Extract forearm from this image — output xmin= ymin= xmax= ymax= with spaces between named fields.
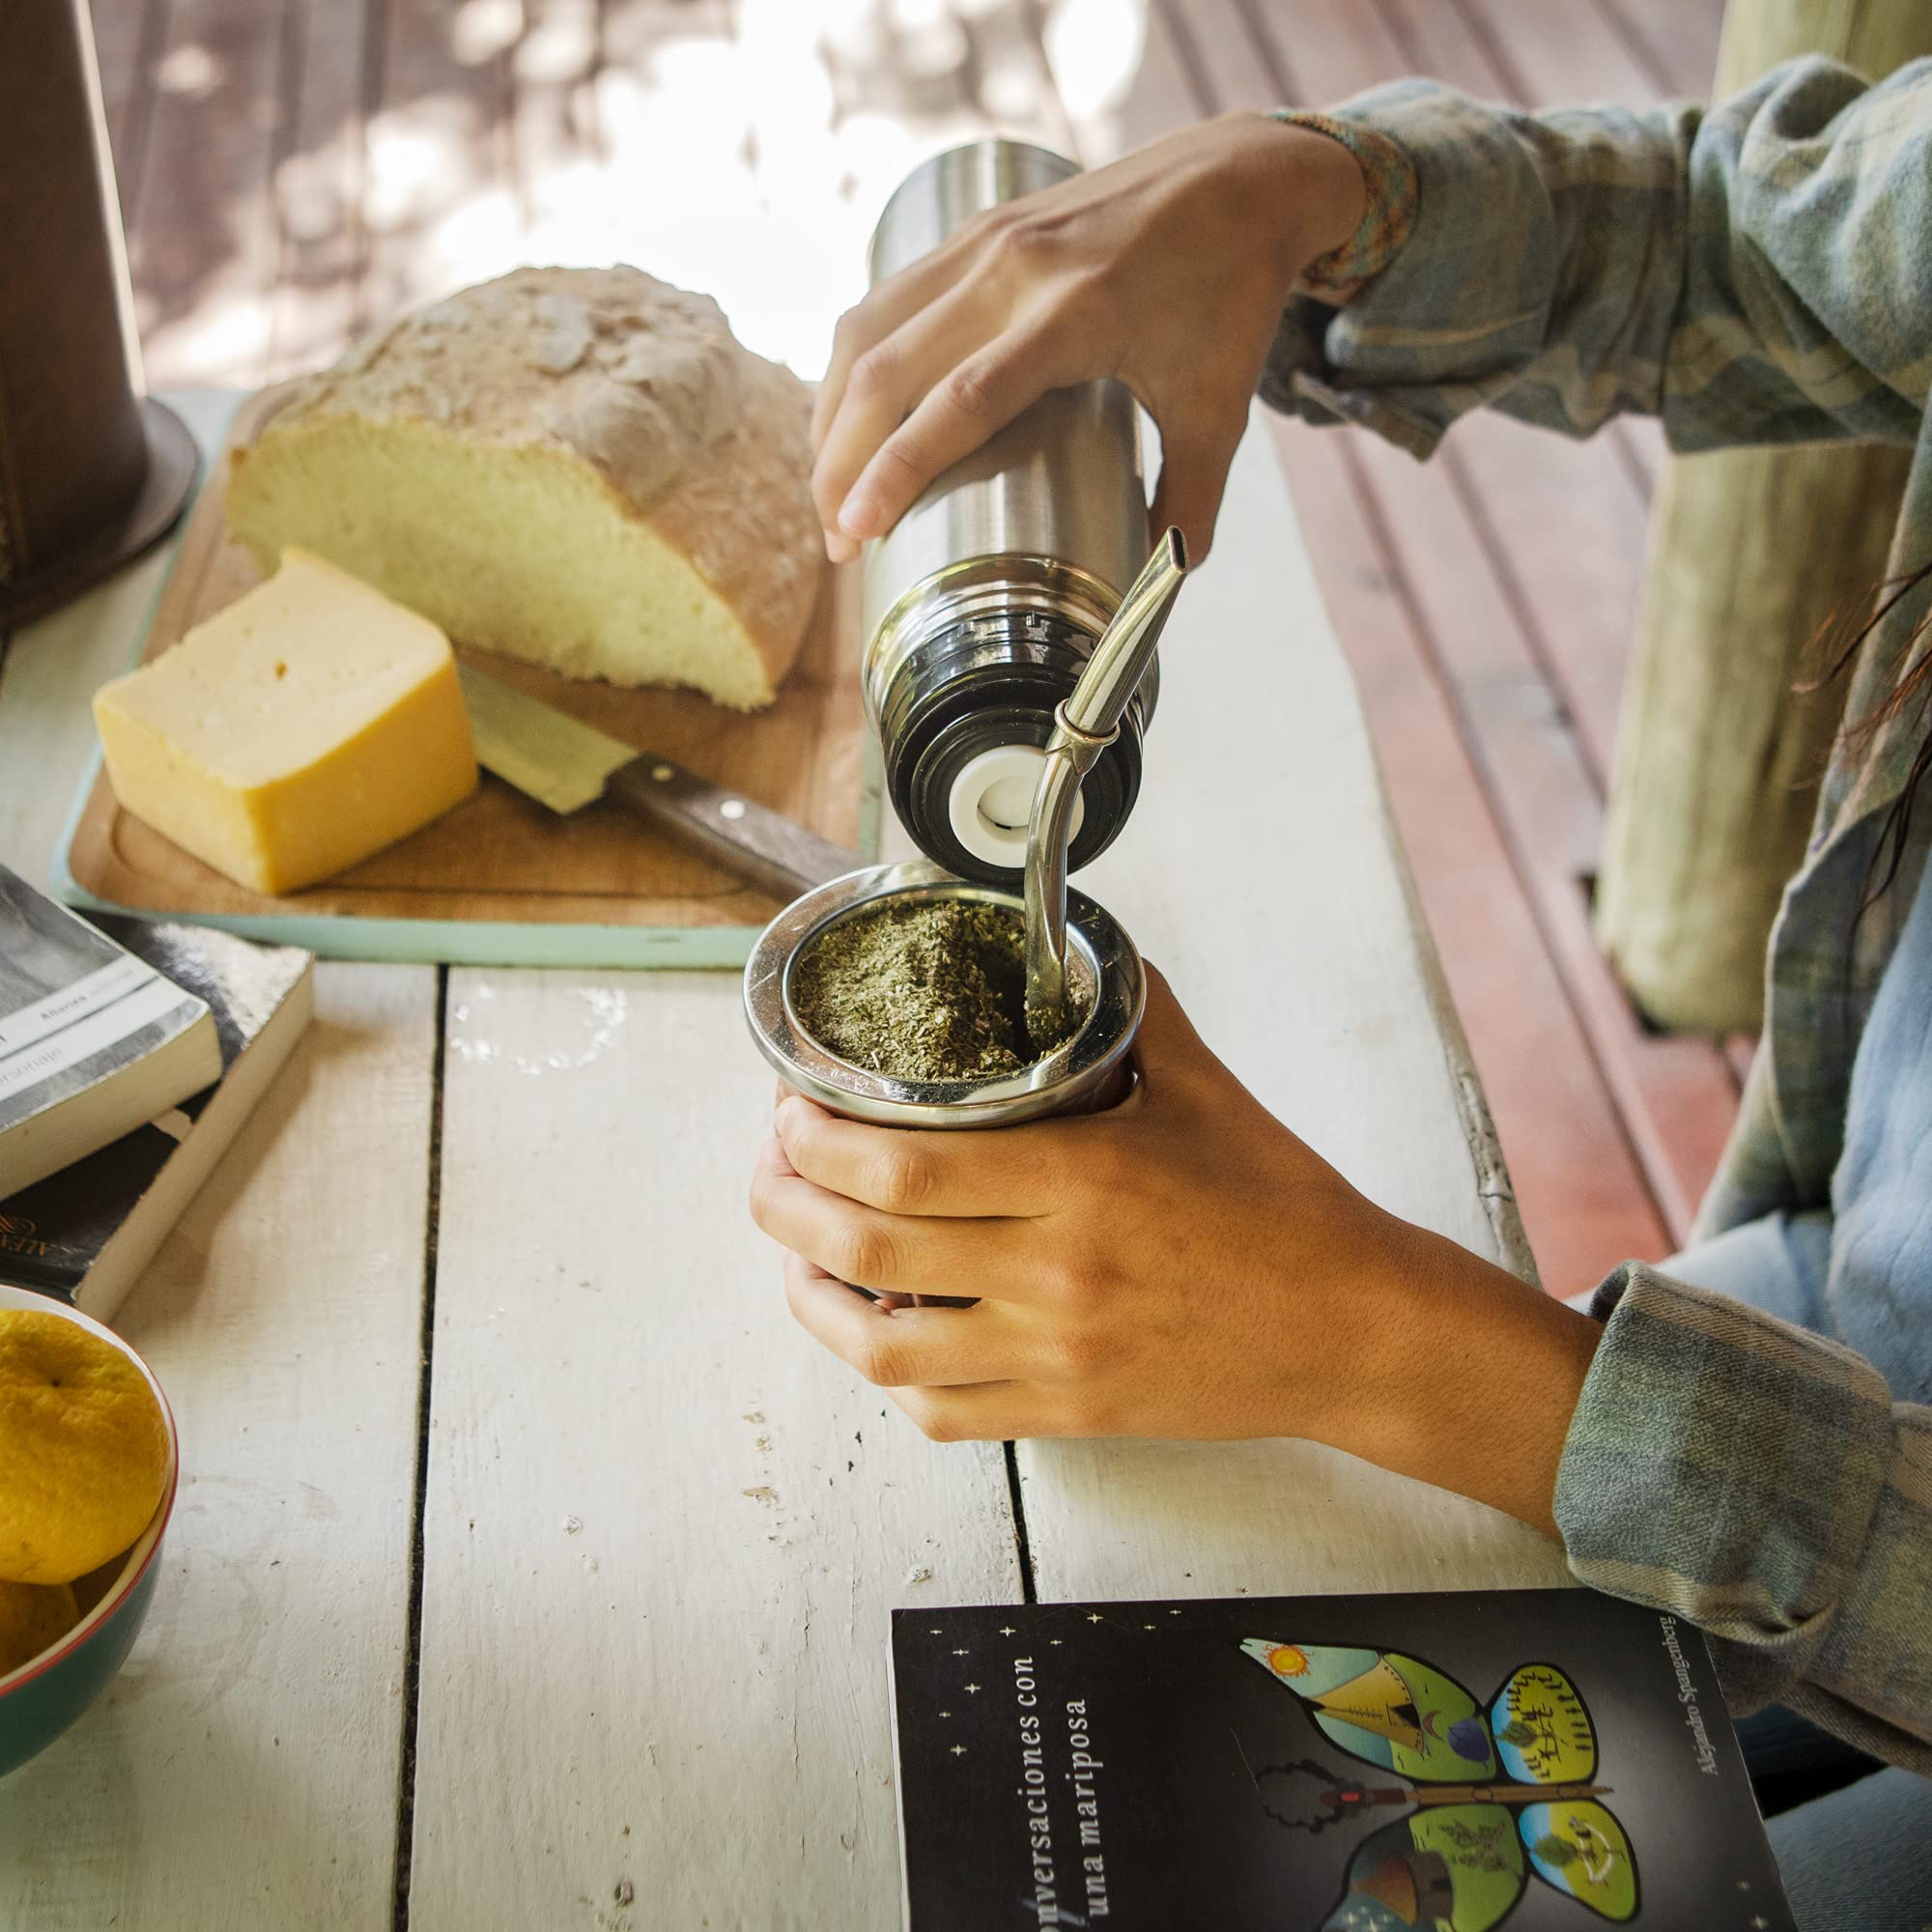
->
xmin=1265 ymin=57 xmax=1931 ymax=459
xmin=1260 ymin=77 xmax=1692 ymax=456
xmin=1325 ymin=1223 xmax=1602 ymax=1539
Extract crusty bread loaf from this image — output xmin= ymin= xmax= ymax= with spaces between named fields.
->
xmin=226 ymin=267 xmax=822 ymax=710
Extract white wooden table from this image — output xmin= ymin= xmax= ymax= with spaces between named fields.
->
xmin=0 ymin=389 xmax=1567 ymax=1929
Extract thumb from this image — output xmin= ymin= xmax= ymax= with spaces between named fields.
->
xmin=1149 ymin=413 xmax=1244 ymax=562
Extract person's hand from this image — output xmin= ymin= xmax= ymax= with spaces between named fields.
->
xmin=811 ymin=113 xmax=1368 ymax=565
xmin=748 ymin=969 xmax=1601 ymax=1537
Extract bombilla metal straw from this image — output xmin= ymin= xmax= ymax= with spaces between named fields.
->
xmin=1023 ymin=526 xmax=1188 ymax=1044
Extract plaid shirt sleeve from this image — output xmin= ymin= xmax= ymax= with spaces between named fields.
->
xmin=1556 ymin=1265 xmax=1932 ymax=1769
xmin=1261 ymin=57 xmax=1931 ymax=460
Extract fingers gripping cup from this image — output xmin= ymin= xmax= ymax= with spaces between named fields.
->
xmin=744 ymin=862 xmax=1146 ymax=1305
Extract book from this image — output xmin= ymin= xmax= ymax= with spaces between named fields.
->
xmin=0 ymin=914 xmax=312 ymax=1322
xmin=0 ymin=867 xmax=222 ymax=1198
xmin=889 ymin=1588 xmax=1793 ymax=1932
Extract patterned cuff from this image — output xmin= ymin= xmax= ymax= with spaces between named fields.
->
xmin=1554 ymin=1264 xmax=1893 ymax=1644
xmin=1271 ymin=110 xmax=1420 ymax=302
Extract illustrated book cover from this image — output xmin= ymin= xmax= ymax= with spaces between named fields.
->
xmin=890 ymin=1588 xmax=1792 ymax=1932
xmin=0 ymin=914 xmax=312 ymax=1321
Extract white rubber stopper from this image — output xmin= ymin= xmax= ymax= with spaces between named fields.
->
xmin=946 ymin=743 xmax=1086 ymax=870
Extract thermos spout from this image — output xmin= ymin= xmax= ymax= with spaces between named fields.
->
xmin=1061 ymin=526 xmax=1187 ymax=743
xmin=1024 ymin=528 xmax=1188 ymax=1043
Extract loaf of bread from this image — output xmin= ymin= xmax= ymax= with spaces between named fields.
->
xmin=226 ymin=267 xmax=822 ymax=711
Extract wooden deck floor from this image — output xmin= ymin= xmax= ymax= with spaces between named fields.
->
xmin=83 ymin=0 xmax=1734 ymax=1294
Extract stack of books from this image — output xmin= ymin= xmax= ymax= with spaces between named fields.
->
xmin=0 ymin=866 xmax=312 ymax=1321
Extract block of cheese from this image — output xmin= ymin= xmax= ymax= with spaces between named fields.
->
xmin=93 ymin=548 xmax=478 ymax=895
xmin=225 ymin=266 xmax=823 ymax=711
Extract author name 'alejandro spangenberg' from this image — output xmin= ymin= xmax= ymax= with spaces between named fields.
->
xmin=1659 ymin=1615 xmax=1720 ymax=1776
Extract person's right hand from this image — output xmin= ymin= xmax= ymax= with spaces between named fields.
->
xmin=749 ymin=966 xmax=1601 ymax=1540
xmin=811 ymin=112 xmax=1367 ymax=565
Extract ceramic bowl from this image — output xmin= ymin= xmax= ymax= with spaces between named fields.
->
xmin=0 ymin=1284 xmax=179 ymax=1779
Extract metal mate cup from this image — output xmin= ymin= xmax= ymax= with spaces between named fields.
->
xmin=743 ymin=862 xmax=1145 ymax=1130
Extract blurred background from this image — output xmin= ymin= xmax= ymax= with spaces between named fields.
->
xmin=92 ymin=0 xmax=1730 ymax=1293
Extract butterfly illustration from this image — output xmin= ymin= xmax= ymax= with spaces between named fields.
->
xmin=1240 ymin=1639 xmax=1639 ymax=1931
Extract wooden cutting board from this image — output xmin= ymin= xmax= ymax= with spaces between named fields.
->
xmin=58 ymin=387 xmax=878 ymax=967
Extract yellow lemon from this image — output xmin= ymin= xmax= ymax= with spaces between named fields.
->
xmin=0 ymin=1310 xmax=168 ymax=1586
xmin=0 ymin=1578 xmax=81 ymax=1676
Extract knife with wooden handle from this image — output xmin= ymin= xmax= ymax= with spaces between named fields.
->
xmin=456 ymin=664 xmax=860 ymax=902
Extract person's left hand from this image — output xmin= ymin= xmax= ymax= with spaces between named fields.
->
xmin=748 ymin=968 xmax=1599 ymax=1535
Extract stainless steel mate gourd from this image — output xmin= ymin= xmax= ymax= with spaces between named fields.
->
xmin=861 ymin=138 xmax=1158 ymax=884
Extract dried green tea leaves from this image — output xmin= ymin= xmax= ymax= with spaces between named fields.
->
xmin=791 ymin=897 xmax=1086 ymax=1081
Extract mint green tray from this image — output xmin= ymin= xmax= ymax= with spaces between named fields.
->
xmin=55 ymin=392 xmax=879 ymax=970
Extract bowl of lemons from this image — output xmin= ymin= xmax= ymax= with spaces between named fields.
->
xmin=0 ymin=1284 xmax=177 ymax=1779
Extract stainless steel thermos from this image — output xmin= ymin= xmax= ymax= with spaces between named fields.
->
xmin=859 ymin=138 xmax=1158 ymax=885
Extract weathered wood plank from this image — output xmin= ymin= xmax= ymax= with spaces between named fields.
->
xmin=1595 ymin=0 xmax=1724 ymax=93
xmin=1024 ymin=5 xmax=1578 ymax=1567
xmin=1438 ymin=432 xmax=1649 ymax=797
xmin=126 ymin=0 xmax=286 ymax=385
xmin=1020 ymin=421 xmax=1574 ymax=1594
xmin=1275 ymin=423 xmax=1676 ymax=1276
xmin=508 ymin=0 xmax=608 ymax=266
xmin=89 ymin=0 xmax=169 ymax=217
xmin=0 ymin=966 xmax=436 ymax=1932
xmin=398 ymin=24 xmax=1022 ymax=1916
xmin=1448 ymin=0 xmax=1661 ymax=103
xmin=405 ymin=967 xmax=1022 ymax=1928
xmin=957 ymin=0 xmax=1074 ymax=155
xmin=1270 ymin=0 xmax=1658 ymax=785
xmin=1353 ymin=430 xmax=1739 ymax=1241
xmin=264 ymin=0 xmax=374 ymax=382
xmin=1378 ymin=0 xmax=1670 ymax=494
xmin=1236 ymin=0 xmax=1739 ymax=1243
xmin=1151 ymin=0 xmax=1684 ymax=1276
xmin=363 ymin=0 xmax=518 ymax=325
xmin=596 ymin=1 xmax=827 ymax=368
xmin=0 ymin=396 xmax=435 ymax=1931
xmin=1365 ymin=0 xmax=1655 ymax=792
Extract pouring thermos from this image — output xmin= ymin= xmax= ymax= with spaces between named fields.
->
xmin=746 ymin=137 xmax=1182 ymax=1145
xmin=860 ymin=138 xmax=1160 ymax=886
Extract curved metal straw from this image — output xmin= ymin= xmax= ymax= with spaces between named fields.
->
xmin=1023 ymin=526 xmax=1188 ymax=1043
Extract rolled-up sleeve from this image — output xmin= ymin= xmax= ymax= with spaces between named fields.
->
xmin=1555 ymin=1264 xmax=1932 ymax=1770
xmin=1263 ymin=57 xmax=1930 ymax=459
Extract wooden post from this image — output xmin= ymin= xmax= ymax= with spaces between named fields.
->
xmin=1594 ymin=0 xmax=1931 ymax=1034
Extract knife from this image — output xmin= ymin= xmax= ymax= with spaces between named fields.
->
xmin=456 ymin=664 xmax=860 ymax=902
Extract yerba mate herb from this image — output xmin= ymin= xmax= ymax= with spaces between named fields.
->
xmin=790 ymin=897 xmax=1087 ymax=1081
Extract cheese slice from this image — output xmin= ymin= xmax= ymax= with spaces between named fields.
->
xmin=94 ymin=548 xmax=478 ymax=895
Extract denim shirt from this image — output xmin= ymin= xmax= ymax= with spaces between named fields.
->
xmin=1266 ymin=59 xmax=1932 ymax=1768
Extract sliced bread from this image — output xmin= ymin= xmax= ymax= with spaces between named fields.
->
xmin=226 ymin=267 xmax=822 ymax=710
